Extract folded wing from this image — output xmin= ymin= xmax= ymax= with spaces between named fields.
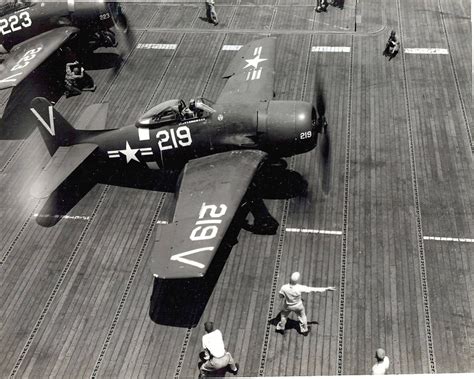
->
xmin=0 ymin=26 xmax=79 ymax=89
xmin=151 ymin=150 xmax=267 ymax=279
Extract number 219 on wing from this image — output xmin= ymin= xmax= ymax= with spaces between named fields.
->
xmin=156 ymin=126 xmax=192 ymax=151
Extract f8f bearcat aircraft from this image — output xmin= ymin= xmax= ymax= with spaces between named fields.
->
xmin=0 ymin=0 xmax=128 ymax=89
xmin=29 ymin=37 xmax=325 ymax=279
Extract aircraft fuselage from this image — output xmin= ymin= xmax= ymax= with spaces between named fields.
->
xmin=81 ymin=100 xmax=317 ymax=170
xmin=0 ymin=1 xmax=115 ymax=52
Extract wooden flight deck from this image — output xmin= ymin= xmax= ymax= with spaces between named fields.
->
xmin=0 ymin=0 xmax=471 ymax=377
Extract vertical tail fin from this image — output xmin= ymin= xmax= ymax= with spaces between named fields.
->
xmin=30 ymin=97 xmax=77 ymax=156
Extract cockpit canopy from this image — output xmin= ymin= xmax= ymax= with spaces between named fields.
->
xmin=136 ymin=98 xmax=215 ymax=129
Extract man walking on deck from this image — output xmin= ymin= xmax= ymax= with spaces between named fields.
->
xmin=199 ymin=321 xmax=239 ymax=377
xmin=276 ymin=272 xmax=336 ymax=336
xmin=205 ymin=0 xmax=218 ymax=25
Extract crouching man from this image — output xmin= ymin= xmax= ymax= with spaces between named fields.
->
xmin=199 ymin=321 xmax=239 ymax=377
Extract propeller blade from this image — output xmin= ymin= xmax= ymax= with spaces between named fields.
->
xmin=316 ymin=92 xmax=326 ymax=118
xmin=320 ymin=130 xmax=331 ymax=194
xmin=314 ymin=70 xmax=330 ymax=193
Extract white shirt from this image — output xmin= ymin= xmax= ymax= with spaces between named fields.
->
xmin=279 ymin=283 xmax=322 ymax=307
xmin=202 ymin=330 xmax=226 ymax=358
xmin=372 ymin=356 xmax=390 ymax=375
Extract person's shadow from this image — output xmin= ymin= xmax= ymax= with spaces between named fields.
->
xmin=268 ymin=312 xmax=319 ymax=335
xmin=197 ymin=352 xmax=232 ymax=377
xmin=332 ymin=0 xmax=345 ymax=9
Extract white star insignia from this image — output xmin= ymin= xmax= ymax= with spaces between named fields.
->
xmin=243 ymin=55 xmax=267 ymax=69
xmin=120 ymin=141 xmax=139 ymax=163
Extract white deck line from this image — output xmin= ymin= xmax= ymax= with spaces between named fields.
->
xmin=286 ymin=228 xmax=342 ymax=235
xmin=137 ymin=43 xmax=177 ymax=50
xmin=423 ymin=236 xmax=474 ymax=243
xmin=222 ymin=45 xmax=242 ymax=51
xmin=404 ymin=48 xmax=449 ymax=54
xmin=312 ymin=46 xmax=351 ymax=53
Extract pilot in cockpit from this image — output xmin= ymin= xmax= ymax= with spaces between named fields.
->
xmin=181 ymin=99 xmax=196 ymax=119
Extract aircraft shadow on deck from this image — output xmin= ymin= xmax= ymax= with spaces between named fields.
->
xmin=35 ymin=161 xmax=308 ymax=327
xmin=148 ymin=167 xmax=308 ymax=328
xmin=0 ymin=51 xmax=120 ymax=140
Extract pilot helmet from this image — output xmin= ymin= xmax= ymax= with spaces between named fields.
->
xmin=189 ymin=99 xmax=196 ymax=110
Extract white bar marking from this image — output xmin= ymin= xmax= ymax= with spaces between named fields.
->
xmin=196 ymin=220 xmax=222 ymax=225
xmin=156 ymin=220 xmax=168 ymax=224
xmin=286 ymin=228 xmax=342 ymax=235
xmin=312 ymin=46 xmax=351 ymax=53
xmin=404 ymin=48 xmax=449 ymax=55
xmin=424 ymin=236 xmax=474 ymax=243
xmin=137 ymin=43 xmax=177 ymax=50
xmin=138 ymin=127 xmax=150 ymax=141
xmin=222 ymin=45 xmax=242 ymax=51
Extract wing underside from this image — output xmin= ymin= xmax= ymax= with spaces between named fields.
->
xmin=151 ymin=150 xmax=267 ymax=279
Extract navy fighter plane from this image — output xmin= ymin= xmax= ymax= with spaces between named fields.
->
xmin=29 ymin=37 xmax=327 ymax=279
xmin=0 ymin=0 xmax=129 ymax=89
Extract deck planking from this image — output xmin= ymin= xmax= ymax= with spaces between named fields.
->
xmin=0 ymin=1 xmax=472 ymax=378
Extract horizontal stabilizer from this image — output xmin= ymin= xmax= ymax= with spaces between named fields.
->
xmin=76 ymin=103 xmax=114 ymax=131
xmin=31 ymin=143 xmax=97 ymax=198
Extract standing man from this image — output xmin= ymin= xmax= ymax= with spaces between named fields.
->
xmin=372 ymin=348 xmax=390 ymax=375
xmin=205 ymin=0 xmax=218 ymax=25
xmin=276 ymin=272 xmax=336 ymax=336
xmin=383 ymin=30 xmax=400 ymax=60
xmin=199 ymin=321 xmax=239 ymax=377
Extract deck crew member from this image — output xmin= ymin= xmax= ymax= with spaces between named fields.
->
xmin=199 ymin=321 xmax=239 ymax=377
xmin=276 ymin=272 xmax=336 ymax=336
xmin=315 ymin=0 xmax=329 ymax=12
xmin=383 ymin=30 xmax=400 ymax=60
xmin=205 ymin=0 xmax=218 ymax=25
xmin=372 ymin=348 xmax=390 ymax=375
xmin=64 ymin=61 xmax=96 ymax=98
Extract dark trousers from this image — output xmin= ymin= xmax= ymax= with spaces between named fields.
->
xmin=206 ymin=3 xmax=218 ymax=24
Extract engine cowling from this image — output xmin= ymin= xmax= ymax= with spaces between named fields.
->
xmin=257 ymin=100 xmax=317 ymax=157
xmin=69 ymin=1 xmax=115 ymax=30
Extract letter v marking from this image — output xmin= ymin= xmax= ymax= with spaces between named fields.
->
xmin=30 ymin=106 xmax=55 ymax=136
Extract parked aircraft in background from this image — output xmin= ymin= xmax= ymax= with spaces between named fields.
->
xmin=0 ymin=0 xmax=129 ymax=89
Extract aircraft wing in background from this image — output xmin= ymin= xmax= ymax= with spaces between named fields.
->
xmin=0 ymin=26 xmax=79 ymax=89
